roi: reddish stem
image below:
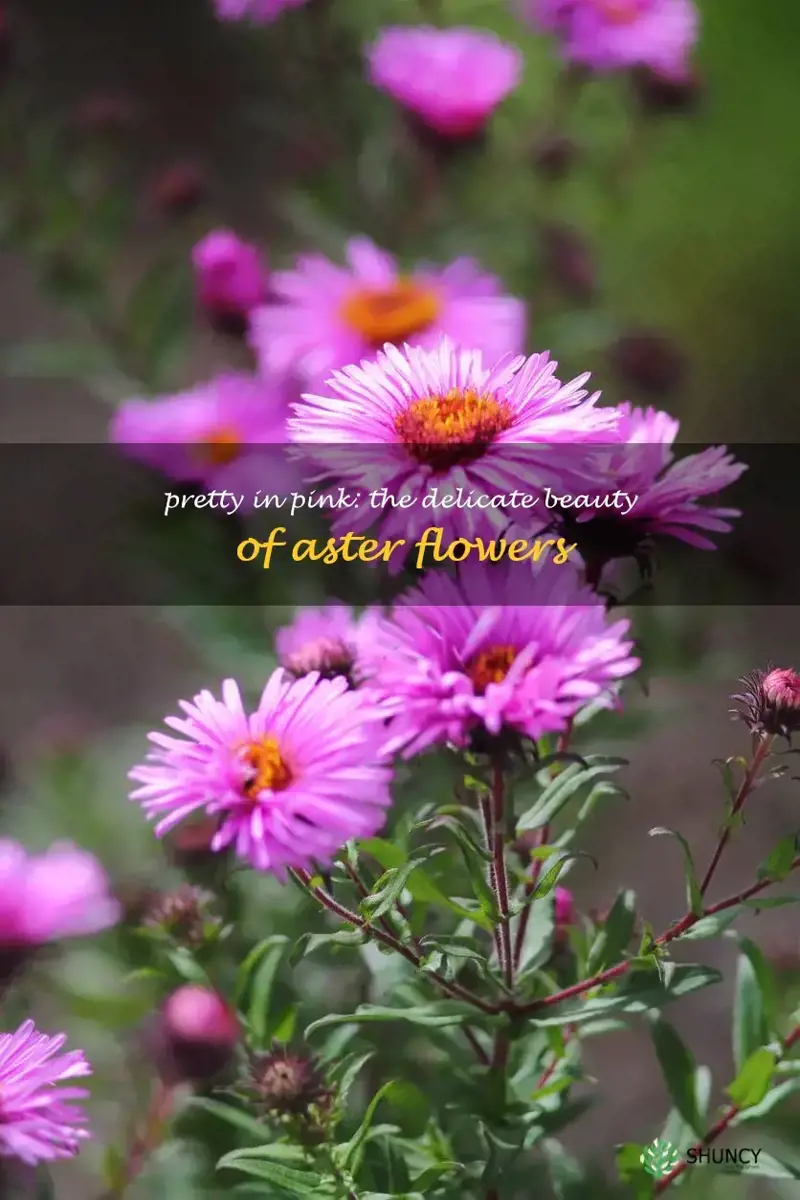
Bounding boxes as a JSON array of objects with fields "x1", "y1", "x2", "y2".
[
  {"x1": 698, "y1": 735, "x2": 772, "y2": 897},
  {"x1": 99, "y1": 1082, "x2": 174, "y2": 1199}
]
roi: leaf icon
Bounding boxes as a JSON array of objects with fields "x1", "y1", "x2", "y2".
[{"x1": 640, "y1": 1138, "x2": 681, "y2": 1178}]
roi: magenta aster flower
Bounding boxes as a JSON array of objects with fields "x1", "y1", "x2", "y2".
[
  {"x1": 214, "y1": 0, "x2": 308, "y2": 22},
  {"x1": 249, "y1": 238, "x2": 525, "y2": 383},
  {"x1": 367, "y1": 26, "x2": 523, "y2": 139},
  {"x1": 192, "y1": 229, "x2": 268, "y2": 334},
  {"x1": 275, "y1": 606, "x2": 380, "y2": 688},
  {"x1": 0, "y1": 1021, "x2": 91, "y2": 1164},
  {"x1": 129, "y1": 671, "x2": 393, "y2": 877},
  {"x1": 554, "y1": 886, "x2": 574, "y2": 926},
  {"x1": 0, "y1": 841, "x2": 119, "y2": 959},
  {"x1": 288, "y1": 338, "x2": 620, "y2": 547},
  {"x1": 110, "y1": 372, "x2": 295, "y2": 502},
  {"x1": 363, "y1": 561, "x2": 638, "y2": 757}
]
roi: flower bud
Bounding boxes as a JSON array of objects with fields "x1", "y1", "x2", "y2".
[
  {"x1": 239, "y1": 1043, "x2": 334, "y2": 1141},
  {"x1": 609, "y1": 329, "x2": 686, "y2": 397},
  {"x1": 149, "y1": 161, "x2": 206, "y2": 216},
  {"x1": 155, "y1": 986, "x2": 239, "y2": 1085},
  {"x1": 144, "y1": 885, "x2": 219, "y2": 948},
  {"x1": 732, "y1": 666, "x2": 800, "y2": 739},
  {"x1": 541, "y1": 223, "x2": 595, "y2": 302},
  {"x1": 192, "y1": 229, "x2": 268, "y2": 338}
]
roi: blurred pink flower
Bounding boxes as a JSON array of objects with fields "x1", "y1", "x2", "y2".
[
  {"x1": 129, "y1": 672, "x2": 394, "y2": 877},
  {"x1": 367, "y1": 26, "x2": 523, "y2": 138},
  {"x1": 524, "y1": 0, "x2": 698, "y2": 80},
  {"x1": 110, "y1": 372, "x2": 295, "y2": 502},
  {"x1": 214, "y1": 0, "x2": 308, "y2": 22},
  {"x1": 192, "y1": 229, "x2": 268, "y2": 332},
  {"x1": 275, "y1": 606, "x2": 381, "y2": 687},
  {"x1": 249, "y1": 237, "x2": 525, "y2": 382},
  {"x1": 0, "y1": 841, "x2": 119, "y2": 949},
  {"x1": 0, "y1": 1020, "x2": 91, "y2": 1164},
  {"x1": 554, "y1": 885, "x2": 574, "y2": 926}
]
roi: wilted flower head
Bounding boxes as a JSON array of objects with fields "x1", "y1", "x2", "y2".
[
  {"x1": 249, "y1": 239, "x2": 525, "y2": 383},
  {"x1": 289, "y1": 338, "x2": 619, "y2": 549},
  {"x1": 275, "y1": 606, "x2": 380, "y2": 688},
  {"x1": 156, "y1": 986, "x2": 239, "y2": 1085},
  {"x1": 523, "y1": 0, "x2": 698, "y2": 81},
  {"x1": 0, "y1": 841, "x2": 119, "y2": 975},
  {"x1": 364, "y1": 561, "x2": 638, "y2": 757},
  {"x1": 110, "y1": 371, "x2": 295, "y2": 502},
  {"x1": 241, "y1": 1042, "x2": 334, "y2": 1130},
  {"x1": 367, "y1": 26, "x2": 523, "y2": 139},
  {"x1": 214, "y1": 0, "x2": 308, "y2": 21},
  {"x1": 732, "y1": 667, "x2": 800, "y2": 740},
  {"x1": 0, "y1": 1020, "x2": 92, "y2": 1164},
  {"x1": 129, "y1": 671, "x2": 393, "y2": 876},
  {"x1": 192, "y1": 229, "x2": 268, "y2": 335}
]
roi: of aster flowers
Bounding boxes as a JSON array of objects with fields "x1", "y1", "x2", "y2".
[
  {"x1": 275, "y1": 606, "x2": 380, "y2": 688},
  {"x1": 363, "y1": 560, "x2": 638, "y2": 757},
  {"x1": 366, "y1": 26, "x2": 523, "y2": 139},
  {"x1": 214, "y1": 0, "x2": 308, "y2": 22},
  {"x1": 524, "y1": 0, "x2": 698, "y2": 81},
  {"x1": 0, "y1": 841, "x2": 120, "y2": 977},
  {"x1": 110, "y1": 371, "x2": 295, "y2": 502},
  {"x1": 535, "y1": 403, "x2": 746, "y2": 581},
  {"x1": 128, "y1": 671, "x2": 394, "y2": 877},
  {"x1": 288, "y1": 338, "x2": 620, "y2": 547},
  {"x1": 0, "y1": 1021, "x2": 92, "y2": 1164},
  {"x1": 249, "y1": 238, "x2": 525, "y2": 383},
  {"x1": 192, "y1": 229, "x2": 268, "y2": 335}
]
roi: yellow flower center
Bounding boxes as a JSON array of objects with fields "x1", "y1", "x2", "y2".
[
  {"x1": 240, "y1": 736, "x2": 292, "y2": 798},
  {"x1": 195, "y1": 426, "x2": 242, "y2": 467},
  {"x1": 340, "y1": 279, "x2": 441, "y2": 346},
  {"x1": 394, "y1": 388, "x2": 513, "y2": 470},
  {"x1": 595, "y1": 0, "x2": 645, "y2": 24},
  {"x1": 468, "y1": 645, "x2": 518, "y2": 694}
]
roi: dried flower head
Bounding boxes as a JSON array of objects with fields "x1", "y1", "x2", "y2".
[
  {"x1": 240, "y1": 1042, "x2": 334, "y2": 1137},
  {"x1": 732, "y1": 666, "x2": 800, "y2": 740},
  {"x1": 143, "y1": 885, "x2": 219, "y2": 947}
]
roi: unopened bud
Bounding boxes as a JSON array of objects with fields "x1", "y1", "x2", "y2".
[
  {"x1": 155, "y1": 986, "x2": 239, "y2": 1085},
  {"x1": 630, "y1": 67, "x2": 703, "y2": 117},
  {"x1": 149, "y1": 161, "x2": 206, "y2": 216},
  {"x1": 541, "y1": 223, "x2": 595, "y2": 303},
  {"x1": 609, "y1": 329, "x2": 686, "y2": 397},
  {"x1": 239, "y1": 1042, "x2": 334, "y2": 1140},
  {"x1": 732, "y1": 666, "x2": 800, "y2": 740},
  {"x1": 554, "y1": 886, "x2": 574, "y2": 928},
  {"x1": 144, "y1": 885, "x2": 219, "y2": 948}
]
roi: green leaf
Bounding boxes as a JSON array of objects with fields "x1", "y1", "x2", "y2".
[
  {"x1": 731, "y1": 1078, "x2": 800, "y2": 1123},
  {"x1": 101, "y1": 1145, "x2": 127, "y2": 1193},
  {"x1": 615, "y1": 1143, "x2": 656, "y2": 1199},
  {"x1": 757, "y1": 834, "x2": 799, "y2": 882},
  {"x1": 361, "y1": 861, "x2": 423, "y2": 921},
  {"x1": 649, "y1": 827, "x2": 703, "y2": 916},
  {"x1": 305, "y1": 1001, "x2": 496, "y2": 1038},
  {"x1": 330, "y1": 1051, "x2": 374, "y2": 1110},
  {"x1": 731, "y1": 935, "x2": 776, "y2": 1071},
  {"x1": 517, "y1": 759, "x2": 626, "y2": 833},
  {"x1": 648, "y1": 1016, "x2": 701, "y2": 1134},
  {"x1": 726, "y1": 1046, "x2": 778, "y2": 1108},
  {"x1": 336, "y1": 1079, "x2": 397, "y2": 1175},
  {"x1": 0, "y1": 340, "x2": 119, "y2": 380},
  {"x1": 217, "y1": 1152, "x2": 329, "y2": 1194},
  {"x1": 677, "y1": 908, "x2": 743, "y2": 939},
  {"x1": 190, "y1": 1097, "x2": 270, "y2": 1143},
  {"x1": 409, "y1": 1161, "x2": 464, "y2": 1189},
  {"x1": 723, "y1": 1151, "x2": 800, "y2": 1179},
  {"x1": 360, "y1": 838, "x2": 406, "y2": 870},
  {"x1": 235, "y1": 936, "x2": 289, "y2": 1046},
  {"x1": 361, "y1": 835, "x2": 493, "y2": 931},
  {"x1": 529, "y1": 964, "x2": 722, "y2": 1027},
  {"x1": 527, "y1": 852, "x2": 597, "y2": 902},
  {"x1": 586, "y1": 890, "x2": 637, "y2": 972}
]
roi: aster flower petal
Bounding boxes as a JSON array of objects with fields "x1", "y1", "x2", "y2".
[
  {"x1": 0, "y1": 841, "x2": 119, "y2": 949},
  {"x1": 0, "y1": 1021, "x2": 92, "y2": 1164}
]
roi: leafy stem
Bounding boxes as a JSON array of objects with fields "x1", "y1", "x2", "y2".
[{"x1": 97, "y1": 1081, "x2": 175, "y2": 1199}]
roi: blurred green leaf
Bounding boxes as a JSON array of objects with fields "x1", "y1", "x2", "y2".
[
  {"x1": 587, "y1": 890, "x2": 637, "y2": 971},
  {"x1": 648, "y1": 1015, "x2": 701, "y2": 1134},
  {"x1": 530, "y1": 964, "x2": 722, "y2": 1026},
  {"x1": 757, "y1": 834, "x2": 799, "y2": 882},
  {"x1": 190, "y1": 1097, "x2": 271, "y2": 1144},
  {"x1": 306, "y1": 1001, "x2": 498, "y2": 1037},
  {"x1": 649, "y1": 827, "x2": 703, "y2": 916},
  {"x1": 517, "y1": 758, "x2": 627, "y2": 834},
  {"x1": 731, "y1": 934, "x2": 776, "y2": 1071},
  {"x1": 727, "y1": 1046, "x2": 779, "y2": 1109},
  {"x1": 335, "y1": 1078, "x2": 398, "y2": 1175}
]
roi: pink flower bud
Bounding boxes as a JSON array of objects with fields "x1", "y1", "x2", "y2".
[
  {"x1": 156, "y1": 986, "x2": 239, "y2": 1084},
  {"x1": 192, "y1": 230, "x2": 268, "y2": 337},
  {"x1": 733, "y1": 667, "x2": 800, "y2": 739},
  {"x1": 554, "y1": 886, "x2": 574, "y2": 928}
]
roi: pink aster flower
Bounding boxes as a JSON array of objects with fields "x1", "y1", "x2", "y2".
[
  {"x1": 214, "y1": 0, "x2": 308, "y2": 22},
  {"x1": 288, "y1": 338, "x2": 620, "y2": 548},
  {"x1": 275, "y1": 606, "x2": 380, "y2": 688},
  {"x1": 249, "y1": 238, "x2": 525, "y2": 383},
  {"x1": 0, "y1": 841, "x2": 119, "y2": 958},
  {"x1": 110, "y1": 372, "x2": 295, "y2": 503},
  {"x1": 367, "y1": 26, "x2": 523, "y2": 139},
  {"x1": 129, "y1": 671, "x2": 393, "y2": 877},
  {"x1": 363, "y1": 560, "x2": 638, "y2": 757},
  {"x1": 554, "y1": 886, "x2": 574, "y2": 926},
  {"x1": 192, "y1": 229, "x2": 268, "y2": 334},
  {"x1": 0, "y1": 1020, "x2": 91, "y2": 1164}
]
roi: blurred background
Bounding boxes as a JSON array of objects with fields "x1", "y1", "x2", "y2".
[{"x1": 2, "y1": 0, "x2": 800, "y2": 1197}]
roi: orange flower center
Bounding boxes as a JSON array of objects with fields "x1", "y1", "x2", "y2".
[
  {"x1": 595, "y1": 0, "x2": 645, "y2": 24},
  {"x1": 340, "y1": 279, "x2": 441, "y2": 346},
  {"x1": 394, "y1": 388, "x2": 513, "y2": 470},
  {"x1": 195, "y1": 426, "x2": 242, "y2": 467},
  {"x1": 468, "y1": 645, "x2": 518, "y2": 694},
  {"x1": 240, "y1": 736, "x2": 292, "y2": 798}
]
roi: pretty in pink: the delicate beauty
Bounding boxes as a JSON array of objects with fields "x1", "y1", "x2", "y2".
[
  {"x1": 214, "y1": 0, "x2": 308, "y2": 22},
  {"x1": 110, "y1": 372, "x2": 295, "y2": 502},
  {"x1": 288, "y1": 338, "x2": 620, "y2": 547},
  {"x1": 363, "y1": 561, "x2": 638, "y2": 757},
  {"x1": 129, "y1": 672, "x2": 393, "y2": 877},
  {"x1": 0, "y1": 1021, "x2": 91, "y2": 1164},
  {"x1": 249, "y1": 239, "x2": 525, "y2": 383},
  {"x1": 367, "y1": 26, "x2": 523, "y2": 138},
  {"x1": 192, "y1": 229, "x2": 268, "y2": 330},
  {"x1": 0, "y1": 841, "x2": 119, "y2": 948},
  {"x1": 524, "y1": 0, "x2": 698, "y2": 80},
  {"x1": 275, "y1": 606, "x2": 380, "y2": 687}
]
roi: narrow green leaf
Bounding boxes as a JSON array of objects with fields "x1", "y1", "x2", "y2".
[
  {"x1": 529, "y1": 852, "x2": 597, "y2": 901},
  {"x1": 677, "y1": 908, "x2": 743, "y2": 939},
  {"x1": 757, "y1": 834, "x2": 799, "y2": 882},
  {"x1": 337, "y1": 1079, "x2": 397, "y2": 1175},
  {"x1": 190, "y1": 1098, "x2": 270, "y2": 1143},
  {"x1": 649, "y1": 827, "x2": 703, "y2": 916},
  {"x1": 727, "y1": 1047, "x2": 778, "y2": 1108},
  {"x1": 217, "y1": 1154, "x2": 329, "y2": 1194},
  {"x1": 306, "y1": 1001, "x2": 494, "y2": 1038},
  {"x1": 529, "y1": 964, "x2": 722, "y2": 1027},
  {"x1": 243, "y1": 936, "x2": 289, "y2": 1046},
  {"x1": 731, "y1": 1079, "x2": 800, "y2": 1123},
  {"x1": 648, "y1": 1016, "x2": 701, "y2": 1134},
  {"x1": 731, "y1": 935, "x2": 775, "y2": 1071},
  {"x1": 361, "y1": 861, "x2": 422, "y2": 921},
  {"x1": 518, "y1": 760, "x2": 625, "y2": 833},
  {"x1": 586, "y1": 890, "x2": 636, "y2": 971}
]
